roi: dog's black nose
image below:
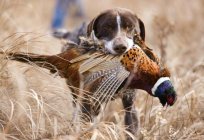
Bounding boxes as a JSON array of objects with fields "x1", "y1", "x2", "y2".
[{"x1": 113, "y1": 45, "x2": 127, "y2": 54}]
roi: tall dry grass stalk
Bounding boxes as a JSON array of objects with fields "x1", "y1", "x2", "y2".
[{"x1": 0, "y1": 0, "x2": 204, "y2": 140}]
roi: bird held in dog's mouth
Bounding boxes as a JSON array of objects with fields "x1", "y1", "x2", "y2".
[
  {"x1": 1, "y1": 34, "x2": 177, "y2": 108},
  {"x1": 78, "y1": 33, "x2": 177, "y2": 107}
]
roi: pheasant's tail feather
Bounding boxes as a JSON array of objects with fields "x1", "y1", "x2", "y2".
[
  {"x1": 1, "y1": 52, "x2": 54, "y2": 71},
  {"x1": 69, "y1": 52, "x2": 103, "y2": 63}
]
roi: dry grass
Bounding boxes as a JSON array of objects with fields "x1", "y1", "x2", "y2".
[{"x1": 0, "y1": 0, "x2": 204, "y2": 139}]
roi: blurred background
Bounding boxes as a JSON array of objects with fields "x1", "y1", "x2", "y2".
[{"x1": 0, "y1": 0, "x2": 204, "y2": 139}]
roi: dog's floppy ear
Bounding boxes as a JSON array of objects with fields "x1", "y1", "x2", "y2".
[
  {"x1": 87, "y1": 18, "x2": 96, "y2": 37},
  {"x1": 87, "y1": 11, "x2": 106, "y2": 37},
  {"x1": 138, "y1": 18, "x2": 145, "y2": 41}
]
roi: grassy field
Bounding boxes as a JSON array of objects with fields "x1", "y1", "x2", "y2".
[{"x1": 0, "y1": 0, "x2": 204, "y2": 139}]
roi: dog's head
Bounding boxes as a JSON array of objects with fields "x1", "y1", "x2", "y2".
[{"x1": 87, "y1": 8, "x2": 145, "y2": 55}]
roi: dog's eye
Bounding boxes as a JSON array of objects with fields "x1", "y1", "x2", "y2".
[
  {"x1": 103, "y1": 27, "x2": 110, "y2": 32},
  {"x1": 126, "y1": 26, "x2": 133, "y2": 32},
  {"x1": 126, "y1": 26, "x2": 135, "y2": 39}
]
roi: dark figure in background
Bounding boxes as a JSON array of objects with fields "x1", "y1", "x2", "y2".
[{"x1": 51, "y1": 0, "x2": 86, "y2": 40}]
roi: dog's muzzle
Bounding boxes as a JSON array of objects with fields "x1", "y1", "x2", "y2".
[
  {"x1": 113, "y1": 37, "x2": 133, "y2": 54},
  {"x1": 113, "y1": 44, "x2": 128, "y2": 54}
]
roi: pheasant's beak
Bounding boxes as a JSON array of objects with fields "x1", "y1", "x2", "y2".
[{"x1": 152, "y1": 77, "x2": 177, "y2": 107}]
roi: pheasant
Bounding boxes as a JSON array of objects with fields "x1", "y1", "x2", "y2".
[{"x1": 1, "y1": 34, "x2": 177, "y2": 139}]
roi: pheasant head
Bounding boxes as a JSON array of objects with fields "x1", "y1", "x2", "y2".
[{"x1": 121, "y1": 46, "x2": 176, "y2": 106}]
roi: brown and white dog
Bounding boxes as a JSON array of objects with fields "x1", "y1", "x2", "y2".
[
  {"x1": 86, "y1": 8, "x2": 145, "y2": 55},
  {"x1": 53, "y1": 8, "x2": 146, "y2": 139}
]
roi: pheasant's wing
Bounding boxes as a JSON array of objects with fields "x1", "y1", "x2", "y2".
[
  {"x1": 93, "y1": 66, "x2": 129, "y2": 101},
  {"x1": 86, "y1": 62, "x2": 129, "y2": 113},
  {"x1": 78, "y1": 55, "x2": 113, "y2": 74},
  {"x1": 78, "y1": 56, "x2": 130, "y2": 112},
  {"x1": 83, "y1": 60, "x2": 123, "y2": 84}
]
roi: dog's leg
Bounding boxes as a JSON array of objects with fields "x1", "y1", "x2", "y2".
[{"x1": 122, "y1": 89, "x2": 139, "y2": 140}]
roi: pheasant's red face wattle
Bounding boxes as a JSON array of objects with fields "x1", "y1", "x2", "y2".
[{"x1": 167, "y1": 95, "x2": 175, "y2": 106}]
